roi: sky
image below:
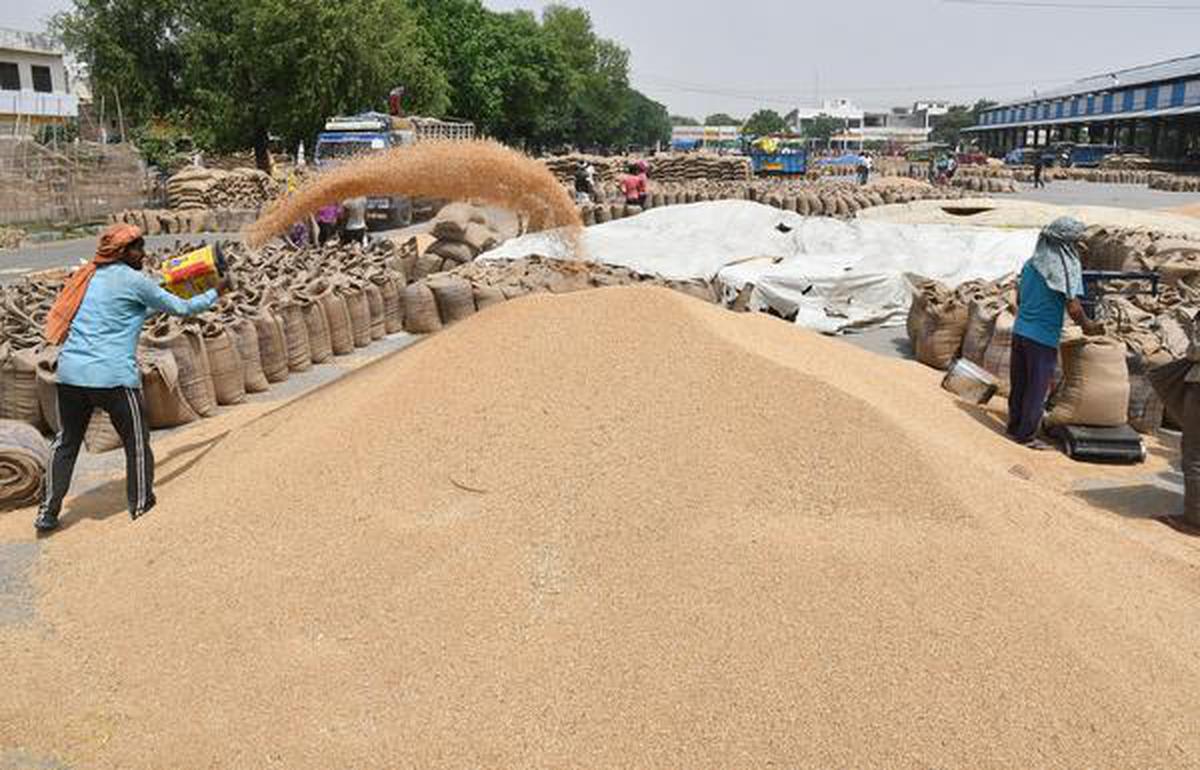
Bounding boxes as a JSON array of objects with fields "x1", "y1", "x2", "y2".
[{"x1": 6, "y1": 0, "x2": 1200, "y2": 118}]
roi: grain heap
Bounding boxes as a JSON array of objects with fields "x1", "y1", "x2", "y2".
[{"x1": 5, "y1": 287, "x2": 1200, "y2": 768}]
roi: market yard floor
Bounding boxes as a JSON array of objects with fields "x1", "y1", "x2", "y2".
[
  {"x1": 1011, "y1": 179, "x2": 1200, "y2": 211},
  {"x1": 3, "y1": 287, "x2": 1199, "y2": 769}
]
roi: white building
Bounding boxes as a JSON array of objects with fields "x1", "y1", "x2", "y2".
[
  {"x1": 0, "y1": 27, "x2": 79, "y2": 137},
  {"x1": 791, "y1": 98, "x2": 948, "y2": 148}
]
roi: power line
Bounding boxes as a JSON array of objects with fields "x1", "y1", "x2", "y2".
[{"x1": 945, "y1": 0, "x2": 1200, "y2": 9}]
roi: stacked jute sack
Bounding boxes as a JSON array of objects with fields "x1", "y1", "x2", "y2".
[
  {"x1": 577, "y1": 176, "x2": 974, "y2": 225},
  {"x1": 419, "y1": 203, "x2": 518, "y2": 275},
  {"x1": 399, "y1": 256, "x2": 717, "y2": 334},
  {"x1": 951, "y1": 176, "x2": 1018, "y2": 194},
  {"x1": 543, "y1": 153, "x2": 751, "y2": 186},
  {"x1": 953, "y1": 166, "x2": 1016, "y2": 180},
  {"x1": 1149, "y1": 175, "x2": 1200, "y2": 193},
  {"x1": 647, "y1": 154, "x2": 751, "y2": 183},
  {"x1": 167, "y1": 166, "x2": 280, "y2": 211},
  {"x1": 107, "y1": 207, "x2": 256, "y2": 236},
  {"x1": 1009, "y1": 167, "x2": 1167, "y2": 186}
]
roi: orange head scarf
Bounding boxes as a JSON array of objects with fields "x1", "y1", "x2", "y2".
[{"x1": 43, "y1": 223, "x2": 143, "y2": 345}]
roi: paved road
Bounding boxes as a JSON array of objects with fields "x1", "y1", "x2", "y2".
[
  {"x1": 0, "y1": 232, "x2": 245, "y2": 283},
  {"x1": 1010, "y1": 180, "x2": 1200, "y2": 211}
]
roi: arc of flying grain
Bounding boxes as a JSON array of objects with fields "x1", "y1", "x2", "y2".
[{"x1": 246, "y1": 139, "x2": 583, "y2": 249}]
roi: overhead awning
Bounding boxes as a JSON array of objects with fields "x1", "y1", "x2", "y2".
[{"x1": 964, "y1": 103, "x2": 1200, "y2": 132}]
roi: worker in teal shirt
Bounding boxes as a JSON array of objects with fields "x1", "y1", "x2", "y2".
[
  {"x1": 36, "y1": 225, "x2": 221, "y2": 532},
  {"x1": 1008, "y1": 217, "x2": 1103, "y2": 448}
]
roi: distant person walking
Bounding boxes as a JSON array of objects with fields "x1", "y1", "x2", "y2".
[{"x1": 1033, "y1": 152, "x2": 1046, "y2": 189}]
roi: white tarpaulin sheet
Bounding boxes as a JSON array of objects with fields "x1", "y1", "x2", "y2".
[{"x1": 479, "y1": 200, "x2": 1041, "y2": 333}]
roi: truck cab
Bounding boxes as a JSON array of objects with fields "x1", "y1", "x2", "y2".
[{"x1": 314, "y1": 112, "x2": 474, "y2": 228}]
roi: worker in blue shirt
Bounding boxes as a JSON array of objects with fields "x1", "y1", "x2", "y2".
[
  {"x1": 1008, "y1": 217, "x2": 1103, "y2": 449},
  {"x1": 36, "y1": 225, "x2": 223, "y2": 532}
]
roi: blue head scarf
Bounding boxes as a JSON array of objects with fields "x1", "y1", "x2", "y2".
[{"x1": 1029, "y1": 216, "x2": 1086, "y2": 297}]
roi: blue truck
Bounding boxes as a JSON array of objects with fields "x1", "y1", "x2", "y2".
[
  {"x1": 746, "y1": 137, "x2": 809, "y2": 175},
  {"x1": 314, "y1": 112, "x2": 474, "y2": 228}
]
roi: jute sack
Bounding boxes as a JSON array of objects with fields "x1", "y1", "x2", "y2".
[
  {"x1": 914, "y1": 296, "x2": 969, "y2": 370},
  {"x1": 1127, "y1": 358, "x2": 1165, "y2": 435},
  {"x1": 473, "y1": 284, "x2": 506, "y2": 311},
  {"x1": 962, "y1": 298, "x2": 1005, "y2": 366},
  {"x1": 225, "y1": 317, "x2": 269, "y2": 393},
  {"x1": 84, "y1": 411, "x2": 123, "y2": 453},
  {"x1": 1045, "y1": 336, "x2": 1130, "y2": 428},
  {"x1": 338, "y1": 283, "x2": 372, "y2": 348},
  {"x1": 138, "y1": 348, "x2": 200, "y2": 429},
  {"x1": 906, "y1": 280, "x2": 945, "y2": 346},
  {"x1": 142, "y1": 323, "x2": 217, "y2": 417},
  {"x1": 245, "y1": 310, "x2": 289, "y2": 384},
  {"x1": 0, "y1": 344, "x2": 44, "y2": 430},
  {"x1": 272, "y1": 300, "x2": 312, "y2": 372},
  {"x1": 363, "y1": 282, "x2": 386, "y2": 340},
  {"x1": 296, "y1": 294, "x2": 332, "y2": 364},
  {"x1": 982, "y1": 311, "x2": 1015, "y2": 396},
  {"x1": 0, "y1": 419, "x2": 50, "y2": 509},
  {"x1": 373, "y1": 274, "x2": 404, "y2": 334},
  {"x1": 310, "y1": 280, "x2": 354, "y2": 355},
  {"x1": 202, "y1": 323, "x2": 246, "y2": 406},
  {"x1": 428, "y1": 275, "x2": 476, "y2": 324},
  {"x1": 403, "y1": 281, "x2": 443, "y2": 334},
  {"x1": 35, "y1": 348, "x2": 59, "y2": 434}
]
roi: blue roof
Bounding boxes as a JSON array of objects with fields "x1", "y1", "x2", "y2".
[{"x1": 995, "y1": 53, "x2": 1200, "y2": 109}]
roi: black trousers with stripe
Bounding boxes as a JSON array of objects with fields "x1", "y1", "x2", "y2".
[{"x1": 40, "y1": 384, "x2": 155, "y2": 519}]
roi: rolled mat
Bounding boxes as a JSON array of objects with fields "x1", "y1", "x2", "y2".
[{"x1": 0, "y1": 419, "x2": 50, "y2": 509}]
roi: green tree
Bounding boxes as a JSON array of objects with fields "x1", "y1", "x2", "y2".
[
  {"x1": 52, "y1": 0, "x2": 186, "y2": 124},
  {"x1": 704, "y1": 113, "x2": 740, "y2": 126},
  {"x1": 621, "y1": 89, "x2": 671, "y2": 149},
  {"x1": 930, "y1": 100, "x2": 996, "y2": 148},
  {"x1": 671, "y1": 115, "x2": 700, "y2": 126},
  {"x1": 184, "y1": 0, "x2": 449, "y2": 168},
  {"x1": 803, "y1": 114, "x2": 843, "y2": 146},
  {"x1": 741, "y1": 109, "x2": 787, "y2": 136}
]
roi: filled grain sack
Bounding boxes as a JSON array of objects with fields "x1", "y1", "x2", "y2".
[
  {"x1": 84, "y1": 411, "x2": 123, "y2": 454},
  {"x1": 428, "y1": 240, "x2": 476, "y2": 264},
  {"x1": 297, "y1": 294, "x2": 333, "y2": 364},
  {"x1": 0, "y1": 419, "x2": 50, "y2": 509},
  {"x1": 226, "y1": 317, "x2": 269, "y2": 394},
  {"x1": 403, "y1": 281, "x2": 443, "y2": 334},
  {"x1": 914, "y1": 296, "x2": 969, "y2": 370},
  {"x1": 962, "y1": 298, "x2": 1006, "y2": 366},
  {"x1": 906, "y1": 280, "x2": 945, "y2": 346},
  {"x1": 245, "y1": 310, "x2": 289, "y2": 384},
  {"x1": 1045, "y1": 336, "x2": 1130, "y2": 428},
  {"x1": 373, "y1": 274, "x2": 404, "y2": 335},
  {"x1": 1126, "y1": 357, "x2": 1165, "y2": 435},
  {"x1": 428, "y1": 276, "x2": 476, "y2": 325},
  {"x1": 142, "y1": 323, "x2": 217, "y2": 417},
  {"x1": 35, "y1": 348, "x2": 59, "y2": 435},
  {"x1": 338, "y1": 283, "x2": 372, "y2": 348},
  {"x1": 473, "y1": 284, "x2": 506, "y2": 311},
  {"x1": 310, "y1": 280, "x2": 354, "y2": 356},
  {"x1": 202, "y1": 323, "x2": 246, "y2": 406},
  {"x1": 982, "y1": 311, "x2": 1015, "y2": 396},
  {"x1": 363, "y1": 282, "x2": 386, "y2": 340},
  {"x1": 273, "y1": 300, "x2": 312, "y2": 372},
  {"x1": 0, "y1": 344, "x2": 44, "y2": 430},
  {"x1": 138, "y1": 348, "x2": 200, "y2": 429}
]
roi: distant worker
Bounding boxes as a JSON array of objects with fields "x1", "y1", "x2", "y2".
[
  {"x1": 1007, "y1": 217, "x2": 1103, "y2": 449},
  {"x1": 622, "y1": 164, "x2": 647, "y2": 210},
  {"x1": 342, "y1": 196, "x2": 368, "y2": 246},
  {"x1": 857, "y1": 153, "x2": 872, "y2": 185},
  {"x1": 636, "y1": 160, "x2": 650, "y2": 208},
  {"x1": 1033, "y1": 152, "x2": 1046, "y2": 189},
  {"x1": 574, "y1": 161, "x2": 596, "y2": 204},
  {"x1": 36, "y1": 224, "x2": 225, "y2": 532},
  {"x1": 316, "y1": 202, "x2": 342, "y2": 246}
]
